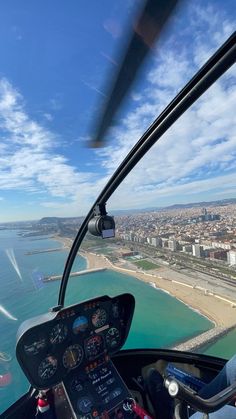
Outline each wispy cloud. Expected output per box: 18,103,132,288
103,18,123,39
97,2,236,209
0,78,103,213
0,2,235,219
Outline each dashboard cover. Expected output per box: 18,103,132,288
16,293,135,389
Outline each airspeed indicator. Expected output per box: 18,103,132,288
106,327,120,348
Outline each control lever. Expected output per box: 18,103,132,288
164,376,236,414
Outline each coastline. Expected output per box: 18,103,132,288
53,235,236,329
81,250,236,329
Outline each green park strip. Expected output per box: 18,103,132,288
133,259,160,270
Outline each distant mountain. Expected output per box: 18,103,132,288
161,198,236,210
37,198,236,222
111,198,236,215
39,216,83,224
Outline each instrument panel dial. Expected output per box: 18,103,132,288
92,308,107,328
85,334,104,359
77,397,93,414
50,323,68,344
38,355,58,380
106,327,120,348
63,344,83,369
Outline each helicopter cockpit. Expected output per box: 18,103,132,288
0,1,235,418
16,294,136,418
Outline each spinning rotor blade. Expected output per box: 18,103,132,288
91,0,179,147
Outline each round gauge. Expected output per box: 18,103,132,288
77,397,93,414
50,323,68,344
24,335,46,356
38,356,57,380
91,308,107,328
63,344,83,369
85,335,104,359
72,316,88,334
106,327,120,349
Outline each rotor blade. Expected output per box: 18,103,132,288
91,0,179,147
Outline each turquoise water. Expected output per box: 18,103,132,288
0,230,213,413
199,329,236,359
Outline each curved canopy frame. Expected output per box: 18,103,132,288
58,32,236,308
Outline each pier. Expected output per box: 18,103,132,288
43,268,107,282
25,248,63,255
172,325,236,352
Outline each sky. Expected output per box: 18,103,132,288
0,0,235,222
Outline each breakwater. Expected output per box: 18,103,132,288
172,325,236,352
43,267,107,282
25,248,63,255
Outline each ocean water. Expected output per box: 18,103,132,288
199,329,236,359
0,230,214,413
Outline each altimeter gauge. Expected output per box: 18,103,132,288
38,356,58,380
63,344,83,369
85,335,104,359
91,308,107,328
106,327,120,348
49,323,68,344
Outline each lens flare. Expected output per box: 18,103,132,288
5,248,23,281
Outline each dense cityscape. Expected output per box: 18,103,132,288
1,200,236,281
116,203,236,269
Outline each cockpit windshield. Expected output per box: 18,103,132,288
0,0,235,415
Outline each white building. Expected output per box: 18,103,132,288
227,250,236,266
168,239,177,251
151,237,161,247
192,244,203,258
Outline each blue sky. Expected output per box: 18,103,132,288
0,0,235,221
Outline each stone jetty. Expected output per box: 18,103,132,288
25,248,62,255
172,325,236,352
43,267,107,282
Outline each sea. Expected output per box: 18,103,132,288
0,230,233,414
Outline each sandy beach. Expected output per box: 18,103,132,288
81,250,236,329
53,235,236,329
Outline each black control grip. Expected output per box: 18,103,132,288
164,376,236,414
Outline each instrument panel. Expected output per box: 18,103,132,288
16,293,135,390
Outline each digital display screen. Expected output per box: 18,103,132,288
102,229,115,239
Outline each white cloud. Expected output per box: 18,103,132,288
0,2,235,219
97,3,236,210
43,113,53,121
0,78,105,214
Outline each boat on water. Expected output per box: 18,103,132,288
0,0,236,418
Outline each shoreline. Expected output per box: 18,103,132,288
52,235,236,330
81,250,236,329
